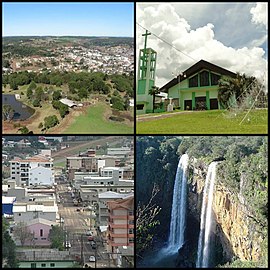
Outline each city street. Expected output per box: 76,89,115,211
56,179,116,267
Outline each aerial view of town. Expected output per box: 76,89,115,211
2,2,134,134
2,136,134,268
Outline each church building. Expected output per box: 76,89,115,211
160,60,237,110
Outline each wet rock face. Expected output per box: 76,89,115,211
187,159,264,263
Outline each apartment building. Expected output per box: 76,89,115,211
9,156,53,186
107,195,134,255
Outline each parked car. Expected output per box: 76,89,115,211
91,242,97,249
89,255,96,262
65,241,71,248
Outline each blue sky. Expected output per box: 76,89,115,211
3,2,134,37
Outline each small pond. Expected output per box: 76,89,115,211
2,94,35,120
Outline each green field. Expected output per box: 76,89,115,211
136,109,268,134
64,103,133,134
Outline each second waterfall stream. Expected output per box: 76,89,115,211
196,161,218,268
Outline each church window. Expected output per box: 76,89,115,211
189,75,198,87
200,71,209,86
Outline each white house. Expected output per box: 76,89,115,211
29,167,54,186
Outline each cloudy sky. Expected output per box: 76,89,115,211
136,2,268,87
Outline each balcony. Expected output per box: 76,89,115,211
109,214,129,220
108,222,134,229
107,238,134,247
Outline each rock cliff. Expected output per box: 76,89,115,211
187,157,265,264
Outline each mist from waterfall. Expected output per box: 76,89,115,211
165,153,189,254
196,162,218,268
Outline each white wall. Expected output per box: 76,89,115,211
29,167,54,186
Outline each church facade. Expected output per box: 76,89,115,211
160,60,237,110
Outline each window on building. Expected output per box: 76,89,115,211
40,229,43,237
136,104,144,110
128,238,134,243
50,263,55,267
41,263,46,267
41,237,47,240
128,220,134,225
30,263,36,268
12,177,15,179
211,73,221,85
200,71,209,86
189,74,198,87
128,229,134,234
12,172,15,174
128,210,133,216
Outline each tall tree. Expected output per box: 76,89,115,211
2,217,19,268
149,86,160,113
48,225,65,250
2,104,14,121
218,73,258,108
13,222,33,247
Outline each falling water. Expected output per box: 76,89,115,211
196,162,218,268
166,153,189,254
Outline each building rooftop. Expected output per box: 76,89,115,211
98,191,130,199
16,249,73,261
107,195,134,210
2,196,16,204
26,218,57,227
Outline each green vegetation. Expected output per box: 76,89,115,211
48,225,65,251
43,115,59,130
148,85,160,113
2,217,19,268
218,73,266,108
64,103,133,134
137,184,161,259
136,109,267,134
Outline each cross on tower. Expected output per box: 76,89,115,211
142,30,151,77
142,30,151,53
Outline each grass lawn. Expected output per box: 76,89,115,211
64,103,134,134
54,160,66,167
136,109,268,134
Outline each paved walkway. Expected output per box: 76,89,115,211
136,111,195,122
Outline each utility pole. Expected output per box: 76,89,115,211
94,242,97,268
81,234,84,266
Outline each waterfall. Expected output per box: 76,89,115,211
166,153,189,254
196,162,218,268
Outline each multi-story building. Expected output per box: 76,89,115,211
9,155,53,187
98,191,132,226
107,195,134,255
66,155,118,181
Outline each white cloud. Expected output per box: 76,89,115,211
137,3,268,88
250,2,268,29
